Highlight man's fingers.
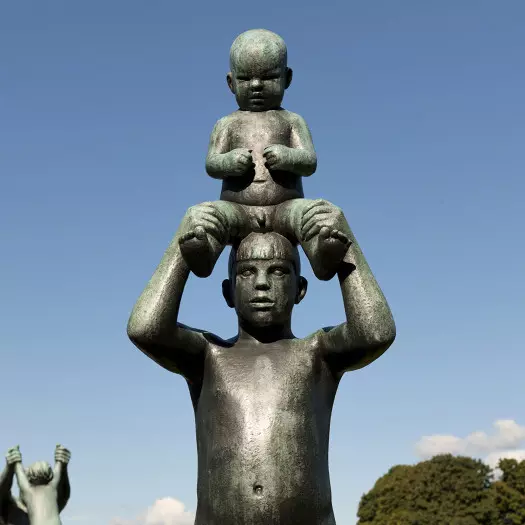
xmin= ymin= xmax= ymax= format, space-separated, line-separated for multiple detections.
xmin=301 ymin=206 xmax=332 ymax=227
xmin=199 ymin=218 xmax=226 ymax=244
xmin=301 ymin=212 xmax=331 ymax=238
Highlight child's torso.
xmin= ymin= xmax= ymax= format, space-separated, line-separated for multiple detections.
xmin=220 ymin=110 xmax=305 ymax=206
xmin=25 ymin=488 xmax=61 ymax=525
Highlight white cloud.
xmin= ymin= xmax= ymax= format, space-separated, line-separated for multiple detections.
xmin=414 ymin=419 xmax=525 ymax=471
xmin=111 ymin=498 xmax=194 ymax=525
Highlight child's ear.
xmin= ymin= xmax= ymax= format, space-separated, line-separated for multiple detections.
xmin=285 ymin=67 xmax=293 ymax=89
xmin=226 ymin=72 xmax=235 ymax=94
xmin=222 ymin=279 xmax=235 ymax=308
xmin=295 ymin=276 xmax=307 ymax=304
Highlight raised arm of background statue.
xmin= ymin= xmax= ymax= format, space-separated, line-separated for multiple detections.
xmin=127 ymin=223 xmax=211 ymax=381
xmin=52 ymin=445 xmax=71 ymax=513
xmin=316 ymin=225 xmax=396 ymax=377
xmin=0 ymin=459 xmax=15 ymax=506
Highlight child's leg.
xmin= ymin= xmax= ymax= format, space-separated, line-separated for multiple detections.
xmin=275 ymin=199 xmax=351 ymax=281
xmin=179 ymin=200 xmax=248 ymax=278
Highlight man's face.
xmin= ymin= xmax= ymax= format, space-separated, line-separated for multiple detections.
xmin=229 ymin=51 xmax=289 ymax=112
xmin=232 ymin=258 xmax=298 ymax=327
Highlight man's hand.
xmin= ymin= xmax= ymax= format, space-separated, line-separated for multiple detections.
xmin=55 ymin=445 xmax=71 ymax=465
xmin=263 ymin=144 xmax=292 ymax=171
xmin=226 ymin=148 xmax=254 ymax=176
xmin=5 ymin=446 xmax=22 ymax=466
xmin=300 ymin=199 xmax=348 ymax=242
xmin=180 ymin=202 xmax=229 ymax=246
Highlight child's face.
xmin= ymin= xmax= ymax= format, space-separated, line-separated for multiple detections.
xmin=228 ymin=51 xmax=290 ymax=112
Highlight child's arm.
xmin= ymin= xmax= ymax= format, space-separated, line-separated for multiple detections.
xmin=13 ymin=463 xmax=30 ymax=495
xmin=315 ymin=223 xmax=396 ymax=376
xmin=127 ymin=219 xmax=222 ymax=381
xmin=263 ymin=113 xmax=317 ymax=177
xmin=51 ymin=446 xmax=70 ymax=512
xmin=206 ymin=118 xmax=253 ymax=179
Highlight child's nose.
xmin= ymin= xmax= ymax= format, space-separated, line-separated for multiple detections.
xmin=250 ymin=78 xmax=262 ymax=90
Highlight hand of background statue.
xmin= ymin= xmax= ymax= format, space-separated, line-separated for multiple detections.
xmin=54 ymin=444 xmax=71 ymax=465
xmin=5 ymin=446 xmax=22 ymax=466
xmin=226 ymin=148 xmax=254 ymax=176
xmin=263 ymin=144 xmax=292 ymax=171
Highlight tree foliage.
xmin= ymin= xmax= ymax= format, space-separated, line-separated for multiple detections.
xmin=357 ymin=455 xmax=525 ymax=525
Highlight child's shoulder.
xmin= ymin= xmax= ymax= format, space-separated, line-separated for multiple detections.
xmin=215 ymin=111 xmax=243 ymax=126
xmin=277 ymin=108 xmax=308 ymax=124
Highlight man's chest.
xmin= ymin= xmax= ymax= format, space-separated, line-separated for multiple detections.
xmin=200 ymin=344 xmax=327 ymax=409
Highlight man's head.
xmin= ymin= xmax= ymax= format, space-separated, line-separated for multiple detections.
xmin=26 ymin=461 xmax=53 ymax=486
xmin=222 ymin=232 xmax=307 ymax=328
xmin=227 ymin=29 xmax=292 ymax=112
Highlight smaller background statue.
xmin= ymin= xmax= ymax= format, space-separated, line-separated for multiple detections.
xmin=0 ymin=445 xmax=70 ymax=525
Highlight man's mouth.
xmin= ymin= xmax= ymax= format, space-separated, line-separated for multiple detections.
xmin=250 ymin=297 xmax=274 ymax=309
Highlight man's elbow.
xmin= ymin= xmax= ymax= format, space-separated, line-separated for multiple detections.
xmin=127 ymin=316 xmax=153 ymax=349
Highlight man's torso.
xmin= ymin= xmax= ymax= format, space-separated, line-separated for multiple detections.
xmin=191 ymin=336 xmax=339 ymax=524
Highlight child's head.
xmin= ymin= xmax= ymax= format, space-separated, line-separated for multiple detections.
xmin=26 ymin=461 xmax=53 ymax=486
xmin=223 ymin=232 xmax=307 ymax=328
xmin=227 ymin=29 xmax=292 ymax=112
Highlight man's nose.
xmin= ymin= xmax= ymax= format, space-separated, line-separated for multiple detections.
xmin=250 ymin=78 xmax=262 ymax=90
xmin=254 ymin=273 xmax=270 ymax=290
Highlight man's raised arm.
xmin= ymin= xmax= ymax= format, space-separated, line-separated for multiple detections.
xmin=127 ymin=224 xmax=210 ymax=379
xmin=318 ymin=225 xmax=396 ymax=376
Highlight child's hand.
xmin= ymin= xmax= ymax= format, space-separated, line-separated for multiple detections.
xmin=55 ymin=444 xmax=71 ymax=465
xmin=263 ymin=144 xmax=291 ymax=171
xmin=227 ymin=148 xmax=254 ymax=176
xmin=5 ymin=446 xmax=22 ymax=466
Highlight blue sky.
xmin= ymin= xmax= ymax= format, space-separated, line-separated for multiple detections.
xmin=1 ymin=1 xmax=524 ymax=523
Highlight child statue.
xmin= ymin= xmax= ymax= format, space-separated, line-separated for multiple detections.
xmin=0 ymin=445 xmax=70 ymax=525
xmin=179 ymin=29 xmax=351 ymax=281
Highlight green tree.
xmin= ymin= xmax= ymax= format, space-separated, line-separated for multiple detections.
xmin=492 ymin=459 xmax=525 ymax=524
xmin=357 ymin=455 xmax=496 ymax=525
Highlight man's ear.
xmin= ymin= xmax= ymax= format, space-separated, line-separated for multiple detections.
xmin=295 ymin=276 xmax=307 ymax=304
xmin=285 ymin=67 xmax=293 ymax=89
xmin=226 ymin=72 xmax=235 ymax=94
xmin=222 ymin=279 xmax=235 ymax=308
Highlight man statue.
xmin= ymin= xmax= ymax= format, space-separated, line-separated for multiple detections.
xmin=127 ymin=211 xmax=395 ymax=523
xmin=0 ymin=445 xmax=70 ymax=525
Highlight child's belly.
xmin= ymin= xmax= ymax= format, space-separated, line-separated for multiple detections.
xmin=222 ymin=133 xmax=304 ymax=205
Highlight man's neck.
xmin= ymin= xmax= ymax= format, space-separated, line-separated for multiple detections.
xmin=237 ymin=321 xmax=295 ymax=344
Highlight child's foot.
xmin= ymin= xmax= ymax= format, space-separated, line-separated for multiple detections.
xmin=179 ymin=226 xmax=220 ymax=278
xmin=309 ymin=227 xmax=351 ymax=281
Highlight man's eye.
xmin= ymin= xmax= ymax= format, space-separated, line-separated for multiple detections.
xmin=240 ymin=269 xmax=253 ymax=277
xmin=271 ymin=268 xmax=287 ymax=276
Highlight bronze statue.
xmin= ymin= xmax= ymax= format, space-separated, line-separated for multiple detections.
xmin=128 ymin=28 xmax=395 ymax=524
xmin=0 ymin=445 xmax=70 ymax=525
